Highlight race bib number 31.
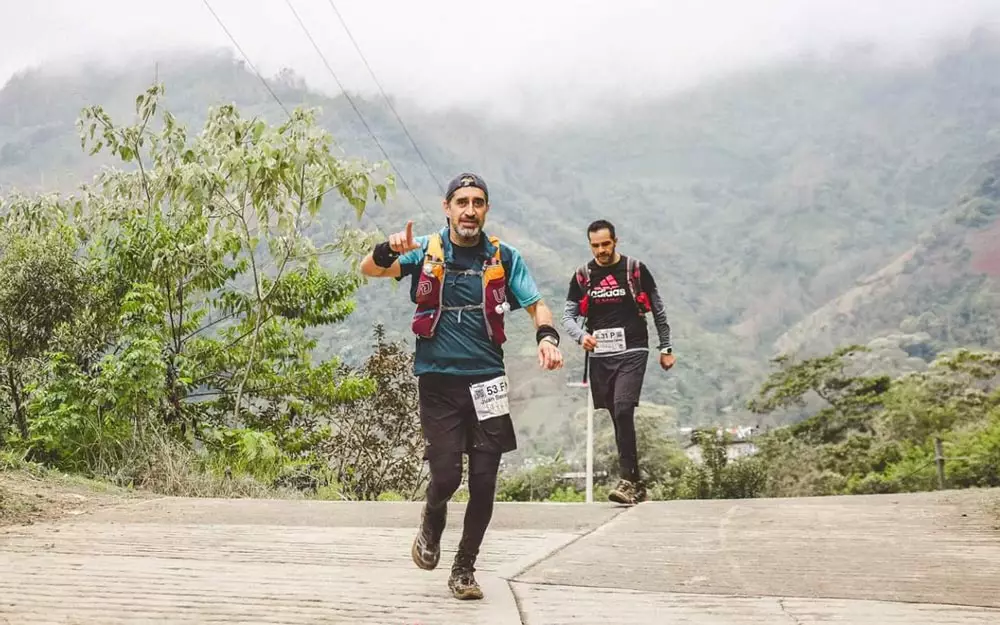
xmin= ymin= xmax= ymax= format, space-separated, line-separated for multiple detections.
xmin=594 ymin=327 xmax=626 ymax=354
xmin=469 ymin=375 xmax=510 ymax=422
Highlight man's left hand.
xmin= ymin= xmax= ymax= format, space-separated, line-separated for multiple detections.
xmin=660 ymin=353 xmax=676 ymax=371
xmin=538 ymin=341 xmax=564 ymax=371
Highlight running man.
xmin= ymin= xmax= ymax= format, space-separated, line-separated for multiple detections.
xmin=359 ymin=173 xmax=564 ymax=600
xmin=561 ymin=219 xmax=674 ymax=505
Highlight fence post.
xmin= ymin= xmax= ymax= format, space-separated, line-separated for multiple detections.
xmin=934 ymin=437 xmax=946 ymax=490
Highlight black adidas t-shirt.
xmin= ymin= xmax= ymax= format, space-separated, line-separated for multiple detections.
xmin=566 ymin=255 xmax=657 ymax=352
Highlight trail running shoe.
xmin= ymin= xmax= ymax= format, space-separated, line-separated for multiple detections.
xmin=411 ymin=505 xmax=442 ymax=570
xmin=608 ymin=478 xmax=637 ymax=505
xmin=634 ymin=481 xmax=649 ymax=503
xmin=448 ymin=550 xmax=484 ymax=601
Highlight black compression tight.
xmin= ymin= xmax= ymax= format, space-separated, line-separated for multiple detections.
xmin=610 ymin=401 xmax=640 ymax=482
xmin=424 ymin=449 xmax=502 ymax=557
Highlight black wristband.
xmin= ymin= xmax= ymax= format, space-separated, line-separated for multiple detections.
xmin=536 ymin=324 xmax=560 ymax=346
xmin=372 ymin=241 xmax=400 ymax=268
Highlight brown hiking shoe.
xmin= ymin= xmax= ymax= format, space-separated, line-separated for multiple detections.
xmin=608 ymin=478 xmax=637 ymax=505
xmin=411 ymin=504 xmax=443 ymax=571
xmin=634 ymin=481 xmax=649 ymax=503
xmin=448 ymin=548 xmax=484 ymax=600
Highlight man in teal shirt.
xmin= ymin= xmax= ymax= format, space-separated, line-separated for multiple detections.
xmin=360 ymin=173 xmax=563 ymax=601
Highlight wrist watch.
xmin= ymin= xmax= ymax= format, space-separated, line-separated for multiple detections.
xmin=660 ymin=347 xmax=672 ymax=355
xmin=541 ymin=336 xmax=559 ymax=346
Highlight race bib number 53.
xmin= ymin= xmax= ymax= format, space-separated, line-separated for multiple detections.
xmin=594 ymin=327 xmax=626 ymax=354
xmin=469 ymin=375 xmax=510 ymax=421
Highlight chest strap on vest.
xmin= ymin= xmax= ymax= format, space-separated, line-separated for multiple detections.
xmin=411 ymin=231 xmax=509 ymax=345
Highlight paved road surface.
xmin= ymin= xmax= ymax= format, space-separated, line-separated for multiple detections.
xmin=1 ymin=489 xmax=998 ymax=624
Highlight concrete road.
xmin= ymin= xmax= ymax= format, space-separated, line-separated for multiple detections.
xmin=1 ymin=489 xmax=998 ymax=624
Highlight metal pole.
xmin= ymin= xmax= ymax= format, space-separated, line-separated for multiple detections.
xmin=585 ymin=384 xmax=594 ymax=503
xmin=566 ymin=353 xmax=594 ymax=503
xmin=583 ymin=352 xmax=593 ymax=504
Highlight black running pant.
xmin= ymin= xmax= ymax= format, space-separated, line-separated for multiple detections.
xmin=609 ymin=402 xmax=639 ymax=482
xmin=424 ymin=449 xmax=501 ymax=557
xmin=417 ymin=372 xmax=512 ymax=558
xmin=588 ymin=350 xmax=648 ymax=483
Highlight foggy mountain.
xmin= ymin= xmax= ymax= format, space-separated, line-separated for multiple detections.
xmin=3 ymin=28 xmax=1000 ymax=456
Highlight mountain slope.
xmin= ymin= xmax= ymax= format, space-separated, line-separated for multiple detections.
xmin=4 ymin=33 xmax=1000 ymax=452
xmin=775 ymin=158 xmax=1000 ymax=357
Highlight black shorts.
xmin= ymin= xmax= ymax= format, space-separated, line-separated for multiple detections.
xmin=418 ymin=372 xmax=517 ymax=460
xmin=588 ymin=350 xmax=648 ymax=410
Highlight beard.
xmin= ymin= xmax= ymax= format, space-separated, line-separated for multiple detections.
xmin=455 ymin=221 xmax=481 ymax=239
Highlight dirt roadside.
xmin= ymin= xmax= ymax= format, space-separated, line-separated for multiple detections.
xmin=0 ymin=468 xmax=150 ymax=527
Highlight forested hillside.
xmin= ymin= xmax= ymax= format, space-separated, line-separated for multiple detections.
xmin=3 ymin=30 xmax=1000 ymax=462
xmin=776 ymin=157 xmax=1000 ymax=358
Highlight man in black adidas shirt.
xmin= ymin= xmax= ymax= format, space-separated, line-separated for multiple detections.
xmin=561 ymin=219 xmax=674 ymax=505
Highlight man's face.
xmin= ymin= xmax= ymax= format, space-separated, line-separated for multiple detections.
xmin=443 ymin=187 xmax=489 ymax=238
xmin=588 ymin=228 xmax=617 ymax=266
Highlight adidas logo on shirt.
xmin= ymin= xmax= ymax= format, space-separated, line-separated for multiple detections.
xmin=590 ymin=274 xmax=626 ymax=300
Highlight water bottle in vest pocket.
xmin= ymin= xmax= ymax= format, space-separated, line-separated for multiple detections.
xmin=482 ymin=254 xmax=508 ymax=345
xmin=411 ymin=250 xmax=445 ymax=339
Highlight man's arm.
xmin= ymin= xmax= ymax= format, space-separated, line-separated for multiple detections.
xmin=359 ymin=220 xmax=425 ymax=280
xmin=641 ymin=263 xmax=672 ymax=351
xmin=525 ymin=300 xmax=555 ymax=329
xmin=561 ymin=298 xmax=588 ymax=346
xmin=649 ymin=288 xmax=672 ymax=351
xmin=562 ymin=273 xmax=597 ymax=351
xmin=360 ymin=253 xmax=403 ymax=278
xmin=525 ymin=299 xmax=563 ymax=370
xmin=504 ymin=243 xmax=562 ymax=370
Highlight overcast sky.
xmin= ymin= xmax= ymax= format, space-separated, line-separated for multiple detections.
xmin=3 ymin=1 xmax=1000 ymax=121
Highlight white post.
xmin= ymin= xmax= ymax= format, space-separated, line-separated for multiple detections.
xmin=585 ymin=386 xmax=594 ymax=504
xmin=566 ymin=378 xmax=594 ymax=504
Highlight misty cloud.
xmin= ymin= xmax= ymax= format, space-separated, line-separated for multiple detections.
xmin=3 ymin=0 xmax=1000 ymax=122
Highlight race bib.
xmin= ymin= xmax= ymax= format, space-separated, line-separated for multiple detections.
xmin=594 ymin=327 xmax=626 ymax=354
xmin=469 ymin=375 xmax=510 ymax=421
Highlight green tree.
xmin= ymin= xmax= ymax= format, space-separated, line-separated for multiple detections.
xmin=0 ymin=195 xmax=83 ymax=444
xmin=325 ymin=324 xmax=425 ymax=500
xmin=744 ymin=345 xmax=1000 ymax=498
xmin=749 ymin=345 xmax=891 ymax=445
xmin=879 ymin=349 xmax=1000 ymax=444
xmin=3 ymin=83 xmax=396 ymax=488
xmin=495 ymin=454 xmax=575 ymax=502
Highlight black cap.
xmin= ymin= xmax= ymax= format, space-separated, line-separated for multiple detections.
xmin=445 ymin=172 xmax=488 ymax=202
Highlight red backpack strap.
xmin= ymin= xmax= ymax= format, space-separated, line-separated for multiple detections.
xmin=575 ymin=264 xmax=591 ymax=316
xmin=575 ymin=264 xmax=590 ymax=291
xmin=628 ymin=257 xmax=651 ymax=313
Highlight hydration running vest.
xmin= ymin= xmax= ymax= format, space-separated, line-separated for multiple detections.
xmin=411 ymin=232 xmax=509 ymax=345
xmin=575 ymin=256 xmax=651 ymax=318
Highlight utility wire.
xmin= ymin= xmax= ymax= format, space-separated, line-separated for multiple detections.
xmin=201 ymin=0 xmax=415 ymax=241
xmin=282 ymin=0 xmax=432 ymax=218
xmin=324 ymin=0 xmax=444 ymax=194
xmin=201 ymin=0 xmax=290 ymax=118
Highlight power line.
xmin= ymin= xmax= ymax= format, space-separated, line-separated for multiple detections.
xmin=281 ymin=0 xmax=432 ymax=219
xmin=201 ymin=0 xmax=408 ymax=240
xmin=324 ymin=0 xmax=443 ymax=194
xmin=200 ymin=0 xmax=290 ymax=118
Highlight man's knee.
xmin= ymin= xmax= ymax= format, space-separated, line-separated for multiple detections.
xmin=467 ymin=452 xmax=501 ymax=500
xmin=468 ymin=471 xmax=498 ymax=502
xmin=428 ymin=453 xmax=463 ymax=499
xmin=612 ymin=401 xmax=637 ymax=422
